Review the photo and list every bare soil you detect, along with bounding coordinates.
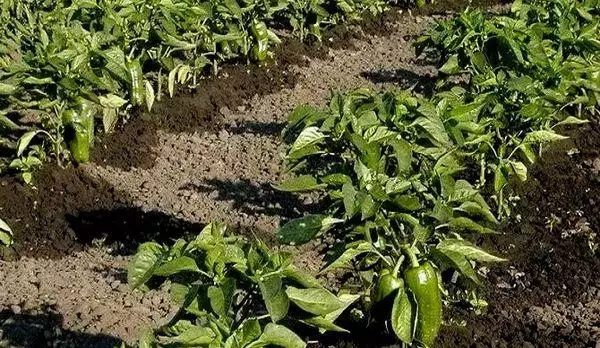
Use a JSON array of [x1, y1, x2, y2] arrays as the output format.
[[0, 3, 598, 348]]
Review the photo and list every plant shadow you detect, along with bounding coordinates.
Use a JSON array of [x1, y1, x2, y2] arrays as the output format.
[[360, 68, 438, 95], [66, 207, 204, 256], [182, 178, 319, 219], [0, 305, 121, 348]]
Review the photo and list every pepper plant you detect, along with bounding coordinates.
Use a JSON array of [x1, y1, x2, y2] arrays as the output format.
[[0, 0, 390, 181], [275, 89, 506, 346], [415, 0, 599, 216], [128, 222, 359, 347]]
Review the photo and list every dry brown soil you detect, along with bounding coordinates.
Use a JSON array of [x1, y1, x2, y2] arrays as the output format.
[[0, 3, 598, 348]]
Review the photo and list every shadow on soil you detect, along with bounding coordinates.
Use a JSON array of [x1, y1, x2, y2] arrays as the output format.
[[0, 164, 206, 259], [0, 306, 121, 348], [360, 68, 438, 95], [226, 121, 285, 137], [182, 178, 318, 218]]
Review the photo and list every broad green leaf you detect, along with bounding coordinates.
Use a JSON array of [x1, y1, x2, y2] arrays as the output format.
[[0, 217, 12, 246], [301, 316, 348, 333], [103, 108, 118, 133], [22, 77, 53, 85], [510, 161, 527, 181], [0, 83, 17, 95], [439, 54, 460, 74], [171, 326, 216, 345], [522, 130, 568, 145], [128, 242, 167, 289], [285, 287, 343, 316], [391, 285, 414, 344], [282, 266, 324, 290], [17, 130, 44, 157], [303, 293, 359, 333], [342, 182, 358, 218], [454, 201, 497, 224], [288, 127, 325, 160], [272, 175, 326, 192], [258, 275, 289, 322], [321, 242, 375, 272], [447, 217, 496, 234], [154, 256, 200, 276], [555, 116, 589, 127], [432, 248, 480, 284], [207, 286, 225, 317], [98, 94, 127, 109], [251, 323, 305, 348], [437, 239, 506, 262], [138, 328, 157, 348], [276, 215, 343, 245]]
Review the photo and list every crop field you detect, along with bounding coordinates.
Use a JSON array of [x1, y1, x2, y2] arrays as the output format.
[[0, 0, 599, 347]]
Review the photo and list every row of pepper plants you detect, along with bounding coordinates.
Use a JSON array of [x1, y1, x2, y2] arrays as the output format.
[[128, 0, 600, 346], [0, 0, 392, 184]]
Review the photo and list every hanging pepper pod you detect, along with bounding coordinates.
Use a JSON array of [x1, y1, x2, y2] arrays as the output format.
[[375, 268, 403, 302], [403, 250, 442, 347], [62, 97, 96, 163]]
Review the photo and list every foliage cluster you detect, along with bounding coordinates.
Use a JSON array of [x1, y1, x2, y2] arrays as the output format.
[[0, 0, 389, 182]]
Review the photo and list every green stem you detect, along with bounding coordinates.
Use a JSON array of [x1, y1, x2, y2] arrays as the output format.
[[401, 246, 419, 268]]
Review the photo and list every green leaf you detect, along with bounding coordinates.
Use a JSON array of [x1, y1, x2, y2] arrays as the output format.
[[258, 275, 289, 322], [285, 287, 343, 316], [272, 175, 326, 192], [128, 242, 167, 289], [454, 201, 497, 224], [98, 94, 127, 109], [321, 242, 375, 272], [171, 326, 216, 345], [0, 83, 17, 95], [432, 248, 480, 284], [276, 215, 343, 245], [17, 130, 44, 157], [447, 217, 496, 234], [391, 285, 414, 344], [0, 217, 12, 246], [437, 239, 506, 262], [522, 130, 568, 145], [288, 127, 325, 160], [439, 54, 460, 74], [510, 161, 527, 181], [145, 79, 155, 111], [251, 323, 305, 348], [102, 108, 118, 133], [137, 328, 157, 348], [154, 256, 200, 276], [555, 116, 589, 127]]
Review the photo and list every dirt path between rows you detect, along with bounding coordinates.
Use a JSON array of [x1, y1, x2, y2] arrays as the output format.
[[1, 3, 598, 348]]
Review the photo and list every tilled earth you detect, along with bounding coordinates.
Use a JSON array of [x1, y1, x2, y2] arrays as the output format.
[[0, 3, 599, 348]]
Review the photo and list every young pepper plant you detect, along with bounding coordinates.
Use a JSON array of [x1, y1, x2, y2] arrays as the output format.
[[128, 222, 359, 347], [274, 89, 505, 346]]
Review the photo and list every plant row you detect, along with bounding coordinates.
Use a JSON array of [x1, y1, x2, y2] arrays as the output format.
[[272, 0, 599, 345], [127, 0, 599, 347], [0, 0, 394, 183]]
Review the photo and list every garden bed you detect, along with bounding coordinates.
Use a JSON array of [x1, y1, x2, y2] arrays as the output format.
[[1, 2, 599, 347]]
